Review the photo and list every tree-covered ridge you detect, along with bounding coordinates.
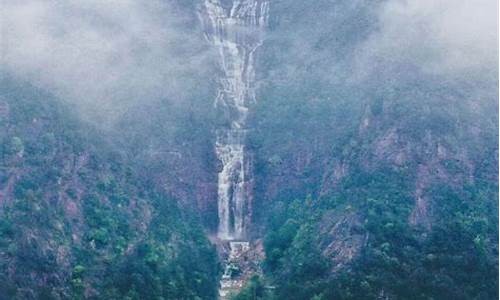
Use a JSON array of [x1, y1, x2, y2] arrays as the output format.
[[232, 0, 499, 298], [257, 166, 497, 300], [0, 78, 219, 300], [234, 146, 497, 300]]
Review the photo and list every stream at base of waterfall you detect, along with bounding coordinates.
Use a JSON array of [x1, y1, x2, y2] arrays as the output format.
[[200, 0, 269, 298], [217, 241, 265, 299]]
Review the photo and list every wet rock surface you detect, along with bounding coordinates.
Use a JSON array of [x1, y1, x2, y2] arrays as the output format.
[[216, 240, 264, 299]]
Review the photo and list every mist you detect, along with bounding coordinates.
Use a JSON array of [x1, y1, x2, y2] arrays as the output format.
[[3, 0, 496, 121], [1, 0, 215, 125], [354, 0, 498, 82]]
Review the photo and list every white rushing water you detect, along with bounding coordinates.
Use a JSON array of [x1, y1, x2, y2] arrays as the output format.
[[201, 0, 269, 240]]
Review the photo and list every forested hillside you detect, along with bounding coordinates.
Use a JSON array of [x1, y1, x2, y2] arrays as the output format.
[[241, 1, 498, 299], [0, 0, 497, 300], [0, 78, 218, 299]]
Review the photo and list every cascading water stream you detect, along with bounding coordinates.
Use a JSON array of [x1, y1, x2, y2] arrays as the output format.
[[201, 0, 269, 241]]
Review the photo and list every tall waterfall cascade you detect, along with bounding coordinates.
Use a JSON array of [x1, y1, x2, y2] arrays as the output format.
[[201, 0, 269, 241]]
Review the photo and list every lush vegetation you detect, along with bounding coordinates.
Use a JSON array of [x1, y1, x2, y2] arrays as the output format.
[[235, 1, 498, 299], [1, 1, 497, 300], [0, 78, 219, 299], [256, 166, 497, 300]]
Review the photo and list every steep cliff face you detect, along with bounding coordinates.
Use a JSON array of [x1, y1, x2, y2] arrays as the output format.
[[249, 0, 375, 234], [116, 96, 220, 230], [253, 79, 498, 299], [251, 0, 497, 234], [244, 1, 498, 299]]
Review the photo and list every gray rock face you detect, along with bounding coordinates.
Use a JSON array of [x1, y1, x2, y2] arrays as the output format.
[[319, 210, 367, 272]]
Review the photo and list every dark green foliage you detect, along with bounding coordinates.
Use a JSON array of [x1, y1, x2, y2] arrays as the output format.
[[242, 1, 499, 299], [0, 78, 218, 300], [259, 167, 498, 300], [230, 276, 276, 300]]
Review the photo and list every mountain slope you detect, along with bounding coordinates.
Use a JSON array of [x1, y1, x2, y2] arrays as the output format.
[[0, 77, 219, 300], [240, 1, 498, 299]]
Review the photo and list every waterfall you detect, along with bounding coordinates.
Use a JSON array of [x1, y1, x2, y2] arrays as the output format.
[[201, 0, 269, 240]]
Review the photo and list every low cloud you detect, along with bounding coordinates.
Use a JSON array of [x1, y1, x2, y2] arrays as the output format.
[[354, 0, 498, 80], [1, 0, 214, 123]]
